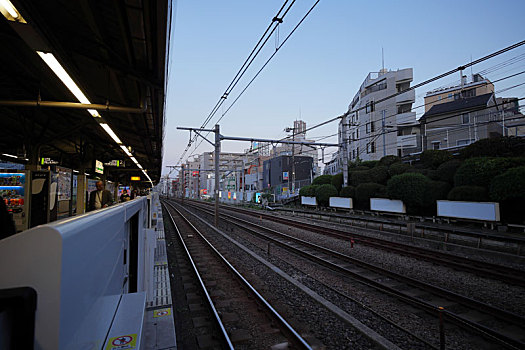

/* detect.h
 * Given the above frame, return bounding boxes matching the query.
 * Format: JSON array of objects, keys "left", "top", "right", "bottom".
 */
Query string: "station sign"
[
  {"left": 131, "top": 176, "right": 141, "bottom": 181},
  {"left": 104, "top": 160, "right": 125, "bottom": 167},
  {"left": 95, "top": 160, "right": 104, "bottom": 174},
  {"left": 40, "top": 157, "right": 59, "bottom": 165}
]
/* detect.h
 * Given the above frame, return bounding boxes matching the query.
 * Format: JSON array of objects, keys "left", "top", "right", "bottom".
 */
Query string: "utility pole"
[
  {"left": 214, "top": 124, "right": 220, "bottom": 227},
  {"left": 342, "top": 115, "right": 349, "bottom": 187},
  {"left": 181, "top": 164, "right": 185, "bottom": 205},
  {"left": 382, "top": 110, "right": 387, "bottom": 157}
]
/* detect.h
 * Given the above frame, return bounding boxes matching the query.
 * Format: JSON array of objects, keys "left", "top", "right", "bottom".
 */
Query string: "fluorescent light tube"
[
  {"left": 120, "top": 145, "right": 132, "bottom": 157},
  {"left": 36, "top": 51, "right": 99, "bottom": 111},
  {"left": 0, "top": 0, "right": 18, "bottom": 19},
  {"left": 2, "top": 153, "right": 17, "bottom": 158},
  {"left": 99, "top": 123, "right": 122, "bottom": 144}
]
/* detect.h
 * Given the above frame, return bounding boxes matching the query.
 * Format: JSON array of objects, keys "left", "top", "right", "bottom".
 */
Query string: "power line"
[
  {"left": 174, "top": 0, "right": 297, "bottom": 166},
  {"left": 187, "top": 0, "right": 322, "bottom": 156}
]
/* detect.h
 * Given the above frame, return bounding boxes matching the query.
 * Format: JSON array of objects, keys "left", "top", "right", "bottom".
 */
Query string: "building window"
[
  {"left": 352, "top": 149, "right": 355, "bottom": 159},
  {"left": 356, "top": 147, "right": 359, "bottom": 158},
  {"left": 432, "top": 141, "right": 440, "bottom": 150},
  {"left": 352, "top": 132, "right": 355, "bottom": 141},
  {"left": 367, "top": 142, "right": 376, "bottom": 154},
  {"left": 397, "top": 103, "right": 411, "bottom": 114},
  {"left": 461, "top": 113, "right": 470, "bottom": 124},
  {"left": 366, "top": 122, "right": 375, "bottom": 134},
  {"left": 365, "top": 101, "right": 374, "bottom": 114},
  {"left": 457, "top": 139, "right": 474, "bottom": 146},
  {"left": 448, "top": 93, "right": 453, "bottom": 99}
]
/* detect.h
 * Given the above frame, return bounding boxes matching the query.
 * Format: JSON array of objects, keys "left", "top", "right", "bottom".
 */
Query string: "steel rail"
[{"left": 163, "top": 200, "right": 313, "bottom": 350}]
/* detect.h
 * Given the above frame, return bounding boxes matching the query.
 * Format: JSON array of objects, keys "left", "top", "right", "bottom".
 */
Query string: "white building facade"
[{"left": 340, "top": 68, "right": 417, "bottom": 164}]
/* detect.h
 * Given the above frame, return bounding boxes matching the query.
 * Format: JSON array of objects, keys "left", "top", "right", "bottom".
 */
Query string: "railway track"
[
  {"left": 192, "top": 199, "right": 525, "bottom": 287},
  {"left": 183, "top": 200, "right": 525, "bottom": 349},
  {"left": 162, "top": 201, "right": 312, "bottom": 349}
]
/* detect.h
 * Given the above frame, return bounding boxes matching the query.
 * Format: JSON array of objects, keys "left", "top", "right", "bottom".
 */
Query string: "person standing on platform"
[
  {"left": 88, "top": 180, "right": 114, "bottom": 211},
  {"left": 120, "top": 189, "right": 131, "bottom": 202}
]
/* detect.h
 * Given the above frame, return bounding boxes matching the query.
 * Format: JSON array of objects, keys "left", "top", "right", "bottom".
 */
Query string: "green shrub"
[
  {"left": 428, "top": 181, "right": 451, "bottom": 201},
  {"left": 355, "top": 183, "right": 387, "bottom": 210},
  {"left": 350, "top": 170, "right": 370, "bottom": 186},
  {"left": 299, "top": 185, "right": 318, "bottom": 197},
  {"left": 389, "top": 162, "right": 411, "bottom": 177},
  {"left": 460, "top": 136, "right": 525, "bottom": 158},
  {"left": 339, "top": 186, "right": 355, "bottom": 198},
  {"left": 368, "top": 166, "right": 389, "bottom": 184},
  {"left": 387, "top": 173, "right": 432, "bottom": 208},
  {"left": 349, "top": 165, "right": 371, "bottom": 172},
  {"left": 447, "top": 186, "right": 489, "bottom": 202},
  {"left": 360, "top": 160, "right": 379, "bottom": 168},
  {"left": 312, "top": 174, "right": 332, "bottom": 185},
  {"left": 489, "top": 166, "right": 525, "bottom": 201},
  {"left": 379, "top": 155, "right": 401, "bottom": 167},
  {"left": 454, "top": 157, "right": 517, "bottom": 187},
  {"left": 420, "top": 150, "right": 452, "bottom": 169},
  {"left": 331, "top": 173, "right": 343, "bottom": 192},
  {"left": 405, "top": 168, "right": 430, "bottom": 176},
  {"left": 315, "top": 184, "right": 338, "bottom": 207},
  {"left": 428, "top": 159, "right": 462, "bottom": 183}
]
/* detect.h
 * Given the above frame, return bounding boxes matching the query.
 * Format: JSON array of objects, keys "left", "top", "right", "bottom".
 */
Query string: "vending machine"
[{"left": 0, "top": 170, "right": 29, "bottom": 232}]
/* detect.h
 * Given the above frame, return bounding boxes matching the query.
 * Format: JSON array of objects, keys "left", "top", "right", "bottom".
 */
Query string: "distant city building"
[
  {"left": 263, "top": 155, "right": 313, "bottom": 198},
  {"left": 339, "top": 68, "right": 419, "bottom": 166}
]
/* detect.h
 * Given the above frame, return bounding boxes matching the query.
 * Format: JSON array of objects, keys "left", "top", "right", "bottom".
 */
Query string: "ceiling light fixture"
[
  {"left": 36, "top": 51, "right": 100, "bottom": 118},
  {"left": 0, "top": 0, "right": 25, "bottom": 22},
  {"left": 99, "top": 123, "right": 122, "bottom": 144},
  {"left": 120, "top": 145, "right": 132, "bottom": 157},
  {"left": 2, "top": 153, "right": 17, "bottom": 158}
]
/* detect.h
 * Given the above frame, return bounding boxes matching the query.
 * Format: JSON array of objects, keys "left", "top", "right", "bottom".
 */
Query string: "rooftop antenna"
[
  {"left": 470, "top": 54, "right": 473, "bottom": 78},
  {"left": 382, "top": 47, "right": 384, "bottom": 72}
]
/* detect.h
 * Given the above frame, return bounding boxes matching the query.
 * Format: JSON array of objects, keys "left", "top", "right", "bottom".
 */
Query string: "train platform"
[{"left": 142, "top": 206, "right": 177, "bottom": 350}]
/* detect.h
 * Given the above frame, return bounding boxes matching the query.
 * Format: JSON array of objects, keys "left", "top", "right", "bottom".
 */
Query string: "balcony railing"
[
  {"left": 397, "top": 134, "right": 419, "bottom": 148},
  {"left": 396, "top": 89, "right": 415, "bottom": 104},
  {"left": 396, "top": 111, "right": 417, "bottom": 125}
]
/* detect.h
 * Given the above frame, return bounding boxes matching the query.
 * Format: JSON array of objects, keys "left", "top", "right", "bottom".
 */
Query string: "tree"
[{"left": 315, "top": 184, "right": 338, "bottom": 207}]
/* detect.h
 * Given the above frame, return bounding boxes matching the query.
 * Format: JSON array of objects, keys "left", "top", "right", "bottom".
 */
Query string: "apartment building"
[{"left": 340, "top": 68, "right": 419, "bottom": 163}]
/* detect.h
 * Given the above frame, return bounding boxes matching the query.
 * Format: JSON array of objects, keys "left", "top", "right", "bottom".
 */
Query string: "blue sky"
[{"left": 163, "top": 0, "right": 525, "bottom": 175}]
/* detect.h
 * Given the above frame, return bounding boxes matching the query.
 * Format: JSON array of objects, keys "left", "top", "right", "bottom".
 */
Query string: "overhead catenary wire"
[
  {"left": 174, "top": 0, "right": 297, "bottom": 167},
  {"left": 186, "top": 0, "right": 322, "bottom": 157}
]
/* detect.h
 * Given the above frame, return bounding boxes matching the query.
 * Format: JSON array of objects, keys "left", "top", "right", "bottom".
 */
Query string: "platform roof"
[{"left": 0, "top": 0, "right": 171, "bottom": 185}]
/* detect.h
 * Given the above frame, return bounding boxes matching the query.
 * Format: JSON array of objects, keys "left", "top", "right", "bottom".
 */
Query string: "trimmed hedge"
[
  {"left": 387, "top": 173, "right": 432, "bottom": 209},
  {"left": 350, "top": 170, "right": 370, "bottom": 186},
  {"left": 447, "top": 186, "right": 489, "bottom": 202},
  {"left": 453, "top": 157, "right": 523, "bottom": 187},
  {"left": 420, "top": 150, "right": 452, "bottom": 169},
  {"left": 312, "top": 174, "right": 332, "bottom": 185},
  {"left": 360, "top": 160, "right": 379, "bottom": 168},
  {"left": 388, "top": 162, "right": 411, "bottom": 177},
  {"left": 379, "top": 155, "right": 401, "bottom": 167},
  {"left": 428, "top": 159, "right": 462, "bottom": 183},
  {"left": 490, "top": 166, "right": 525, "bottom": 201},
  {"left": 331, "top": 173, "right": 343, "bottom": 192},
  {"left": 299, "top": 185, "right": 319, "bottom": 197},
  {"left": 350, "top": 166, "right": 389, "bottom": 186},
  {"left": 460, "top": 136, "right": 525, "bottom": 158},
  {"left": 355, "top": 183, "right": 387, "bottom": 210},
  {"left": 315, "top": 184, "right": 338, "bottom": 207},
  {"left": 339, "top": 186, "right": 355, "bottom": 198},
  {"left": 349, "top": 165, "right": 371, "bottom": 172},
  {"left": 368, "top": 166, "right": 389, "bottom": 185},
  {"left": 429, "top": 181, "right": 451, "bottom": 201}
]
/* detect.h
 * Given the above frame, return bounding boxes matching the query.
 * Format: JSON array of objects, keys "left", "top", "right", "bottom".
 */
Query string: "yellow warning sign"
[
  {"left": 105, "top": 334, "right": 137, "bottom": 350},
  {"left": 153, "top": 308, "right": 171, "bottom": 318}
]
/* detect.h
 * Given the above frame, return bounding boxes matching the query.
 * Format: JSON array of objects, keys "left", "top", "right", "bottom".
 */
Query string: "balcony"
[
  {"left": 396, "top": 111, "right": 417, "bottom": 126},
  {"left": 397, "top": 134, "right": 418, "bottom": 148},
  {"left": 396, "top": 89, "right": 415, "bottom": 104},
  {"left": 395, "top": 68, "right": 413, "bottom": 83}
]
